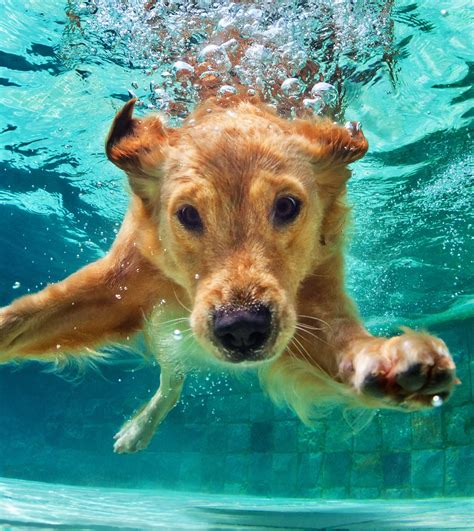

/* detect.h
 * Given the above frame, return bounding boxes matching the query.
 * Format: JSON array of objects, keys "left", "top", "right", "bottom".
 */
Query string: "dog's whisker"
[
  {"left": 288, "top": 339, "right": 307, "bottom": 365},
  {"left": 286, "top": 344, "right": 300, "bottom": 363},
  {"left": 295, "top": 325, "right": 324, "bottom": 341},
  {"left": 295, "top": 325, "right": 332, "bottom": 348},
  {"left": 293, "top": 333, "right": 328, "bottom": 374},
  {"left": 291, "top": 336, "right": 313, "bottom": 366},
  {"left": 296, "top": 322, "right": 324, "bottom": 332},
  {"left": 297, "top": 314, "right": 333, "bottom": 332},
  {"left": 158, "top": 317, "right": 190, "bottom": 328},
  {"left": 172, "top": 288, "right": 192, "bottom": 314}
]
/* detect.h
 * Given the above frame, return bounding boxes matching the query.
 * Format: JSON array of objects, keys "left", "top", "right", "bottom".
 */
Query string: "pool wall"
[{"left": 1, "top": 320, "right": 472, "bottom": 499}]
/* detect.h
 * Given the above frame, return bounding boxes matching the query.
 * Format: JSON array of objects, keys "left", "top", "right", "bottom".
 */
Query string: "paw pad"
[{"left": 344, "top": 332, "right": 458, "bottom": 409}]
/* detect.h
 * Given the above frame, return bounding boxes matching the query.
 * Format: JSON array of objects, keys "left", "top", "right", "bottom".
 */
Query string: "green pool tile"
[
  {"left": 178, "top": 394, "right": 208, "bottom": 421},
  {"left": 383, "top": 452, "right": 411, "bottom": 488},
  {"left": 411, "top": 449, "right": 445, "bottom": 489},
  {"left": 250, "top": 421, "right": 273, "bottom": 452},
  {"left": 225, "top": 453, "right": 248, "bottom": 492},
  {"left": 320, "top": 486, "right": 350, "bottom": 499},
  {"left": 206, "top": 396, "right": 227, "bottom": 423},
  {"left": 271, "top": 453, "right": 298, "bottom": 495},
  {"left": 201, "top": 453, "right": 226, "bottom": 491},
  {"left": 225, "top": 395, "right": 251, "bottom": 422},
  {"left": 445, "top": 445, "right": 474, "bottom": 496},
  {"left": 353, "top": 416, "right": 382, "bottom": 452},
  {"left": 248, "top": 453, "right": 273, "bottom": 494},
  {"left": 179, "top": 452, "right": 203, "bottom": 489},
  {"left": 325, "top": 416, "right": 353, "bottom": 452},
  {"left": 412, "top": 486, "right": 444, "bottom": 498},
  {"left": 249, "top": 392, "right": 274, "bottom": 422},
  {"left": 297, "top": 422, "right": 325, "bottom": 453},
  {"left": 206, "top": 394, "right": 250, "bottom": 423},
  {"left": 350, "top": 487, "right": 381, "bottom": 499},
  {"left": 205, "top": 424, "right": 228, "bottom": 453},
  {"left": 351, "top": 453, "right": 383, "bottom": 488},
  {"left": 226, "top": 423, "right": 251, "bottom": 453},
  {"left": 411, "top": 410, "right": 443, "bottom": 449},
  {"left": 382, "top": 487, "right": 412, "bottom": 498},
  {"left": 320, "top": 451, "right": 352, "bottom": 488},
  {"left": 447, "top": 352, "right": 472, "bottom": 406},
  {"left": 443, "top": 404, "right": 473, "bottom": 446},
  {"left": 273, "top": 402, "right": 297, "bottom": 421},
  {"left": 296, "top": 452, "right": 323, "bottom": 491},
  {"left": 273, "top": 420, "right": 299, "bottom": 453},
  {"left": 381, "top": 412, "right": 412, "bottom": 451},
  {"left": 183, "top": 423, "right": 207, "bottom": 450},
  {"left": 301, "top": 487, "right": 323, "bottom": 498}
]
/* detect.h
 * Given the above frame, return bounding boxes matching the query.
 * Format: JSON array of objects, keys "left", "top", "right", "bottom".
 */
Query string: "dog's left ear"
[
  {"left": 293, "top": 119, "right": 368, "bottom": 186},
  {"left": 106, "top": 99, "right": 174, "bottom": 202}
]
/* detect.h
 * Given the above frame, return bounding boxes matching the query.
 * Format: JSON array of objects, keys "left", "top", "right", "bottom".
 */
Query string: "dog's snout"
[{"left": 213, "top": 305, "right": 272, "bottom": 361}]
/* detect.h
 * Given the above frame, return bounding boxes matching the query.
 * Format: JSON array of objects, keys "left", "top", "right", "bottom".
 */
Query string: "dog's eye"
[
  {"left": 176, "top": 205, "right": 203, "bottom": 232},
  {"left": 272, "top": 196, "right": 301, "bottom": 225}
]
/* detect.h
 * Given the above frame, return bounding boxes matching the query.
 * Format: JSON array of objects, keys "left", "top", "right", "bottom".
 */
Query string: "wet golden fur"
[{"left": 0, "top": 96, "right": 457, "bottom": 446}]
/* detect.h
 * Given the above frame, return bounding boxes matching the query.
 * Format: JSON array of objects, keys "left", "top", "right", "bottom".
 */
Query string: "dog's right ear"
[{"left": 106, "top": 99, "right": 172, "bottom": 202}]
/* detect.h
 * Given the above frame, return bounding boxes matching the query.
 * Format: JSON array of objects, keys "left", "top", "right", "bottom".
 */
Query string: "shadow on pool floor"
[{"left": 0, "top": 477, "right": 472, "bottom": 529}]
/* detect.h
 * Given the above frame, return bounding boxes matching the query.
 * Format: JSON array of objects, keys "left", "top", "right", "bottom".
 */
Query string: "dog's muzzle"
[{"left": 212, "top": 304, "right": 273, "bottom": 363}]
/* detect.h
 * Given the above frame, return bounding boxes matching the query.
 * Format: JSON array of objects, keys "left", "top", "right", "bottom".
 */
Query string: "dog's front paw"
[
  {"left": 341, "top": 331, "right": 458, "bottom": 409},
  {"left": 113, "top": 413, "right": 156, "bottom": 454}
]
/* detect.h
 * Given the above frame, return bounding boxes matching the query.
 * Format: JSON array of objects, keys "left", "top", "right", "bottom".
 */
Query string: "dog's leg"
[
  {"left": 0, "top": 233, "right": 164, "bottom": 362},
  {"left": 113, "top": 365, "right": 184, "bottom": 453},
  {"left": 334, "top": 319, "right": 458, "bottom": 408}
]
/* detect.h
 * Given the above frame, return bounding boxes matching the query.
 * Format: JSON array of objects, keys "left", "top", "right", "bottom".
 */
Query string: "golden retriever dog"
[{"left": 0, "top": 94, "right": 458, "bottom": 453}]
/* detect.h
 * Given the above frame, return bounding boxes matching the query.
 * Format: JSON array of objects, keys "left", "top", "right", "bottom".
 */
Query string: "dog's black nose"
[{"left": 213, "top": 305, "right": 272, "bottom": 361}]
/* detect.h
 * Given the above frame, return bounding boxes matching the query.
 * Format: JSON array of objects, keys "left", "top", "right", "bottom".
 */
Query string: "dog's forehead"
[{"left": 166, "top": 111, "right": 311, "bottom": 187}]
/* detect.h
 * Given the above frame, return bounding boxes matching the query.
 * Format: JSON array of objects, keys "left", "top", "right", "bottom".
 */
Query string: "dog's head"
[{"left": 106, "top": 98, "right": 368, "bottom": 365}]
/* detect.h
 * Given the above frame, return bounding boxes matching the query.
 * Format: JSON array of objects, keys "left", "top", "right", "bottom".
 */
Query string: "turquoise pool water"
[
  {"left": 0, "top": 0, "right": 473, "bottom": 528},
  {"left": 1, "top": 477, "right": 473, "bottom": 529}
]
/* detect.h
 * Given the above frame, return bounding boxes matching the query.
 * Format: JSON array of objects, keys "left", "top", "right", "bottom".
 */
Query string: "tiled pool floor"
[{"left": 0, "top": 477, "right": 472, "bottom": 530}]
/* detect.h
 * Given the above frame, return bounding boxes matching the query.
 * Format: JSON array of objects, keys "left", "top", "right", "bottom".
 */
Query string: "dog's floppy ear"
[
  {"left": 106, "top": 98, "right": 172, "bottom": 202},
  {"left": 293, "top": 119, "right": 368, "bottom": 187}
]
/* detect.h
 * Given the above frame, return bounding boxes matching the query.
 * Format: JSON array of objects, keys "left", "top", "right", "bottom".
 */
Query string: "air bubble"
[
  {"left": 221, "top": 38, "right": 239, "bottom": 53},
  {"left": 217, "top": 16, "right": 234, "bottom": 30},
  {"left": 303, "top": 98, "right": 324, "bottom": 114},
  {"left": 194, "top": 273, "right": 200, "bottom": 280},
  {"left": 115, "top": 294, "right": 122, "bottom": 299},
  {"left": 65, "top": 0, "right": 396, "bottom": 121},
  {"left": 173, "top": 329, "right": 183, "bottom": 340},
  {"left": 244, "top": 44, "right": 271, "bottom": 65},
  {"left": 172, "top": 61, "right": 194, "bottom": 81},
  {"left": 431, "top": 395, "right": 444, "bottom": 407},
  {"left": 12, "top": 281, "right": 21, "bottom": 289},
  {"left": 197, "top": 45, "right": 231, "bottom": 72},
  {"left": 281, "top": 77, "right": 304, "bottom": 97},
  {"left": 218, "top": 85, "right": 237, "bottom": 96},
  {"left": 310, "top": 82, "right": 338, "bottom": 106}
]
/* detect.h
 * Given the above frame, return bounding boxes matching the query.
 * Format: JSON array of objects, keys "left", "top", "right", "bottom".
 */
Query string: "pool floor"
[{"left": 0, "top": 477, "right": 472, "bottom": 530}]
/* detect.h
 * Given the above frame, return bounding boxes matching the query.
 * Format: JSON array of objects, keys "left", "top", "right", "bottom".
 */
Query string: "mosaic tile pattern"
[{"left": 0, "top": 321, "right": 472, "bottom": 498}]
